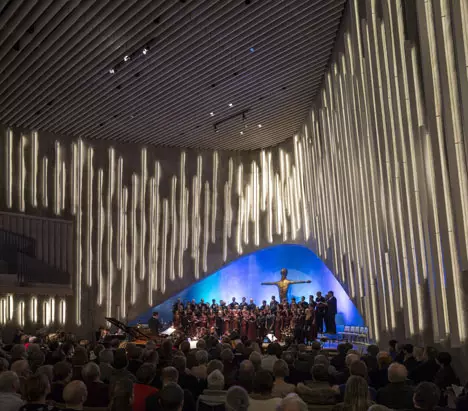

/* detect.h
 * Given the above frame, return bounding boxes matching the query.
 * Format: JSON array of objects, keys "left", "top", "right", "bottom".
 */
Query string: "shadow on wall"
[{"left": 130, "top": 244, "right": 365, "bottom": 327}]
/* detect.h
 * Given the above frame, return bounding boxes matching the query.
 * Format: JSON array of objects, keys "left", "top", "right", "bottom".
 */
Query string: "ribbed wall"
[{"left": 1, "top": 0, "right": 468, "bottom": 349}]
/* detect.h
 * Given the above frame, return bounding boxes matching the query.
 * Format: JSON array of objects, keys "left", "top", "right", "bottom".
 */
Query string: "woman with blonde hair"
[{"left": 333, "top": 376, "right": 373, "bottom": 411}]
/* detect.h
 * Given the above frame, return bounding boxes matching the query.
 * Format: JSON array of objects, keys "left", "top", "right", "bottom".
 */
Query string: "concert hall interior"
[{"left": 1, "top": 0, "right": 468, "bottom": 398}]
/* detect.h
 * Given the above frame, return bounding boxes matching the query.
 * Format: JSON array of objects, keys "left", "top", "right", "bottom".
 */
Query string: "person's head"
[
  {"left": 343, "top": 376, "right": 369, "bottom": 407},
  {"left": 63, "top": 380, "right": 87, "bottom": 408},
  {"left": 220, "top": 348, "right": 234, "bottom": 363},
  {"left": 388, "top": 363, "right": 408, "bottom": 383},
  {"left": 28, "top": 350, "right": 45, "bottom": 372},
  {"left": 10, "top": 344, "right": 27, "bottom": 360},
  {"left": 53, "top": 360, "right": 72, "bottom": 382},
  {"left": 162, "top": 366, "right": 179, "bottom": 386},
  {"left": 423, "top": 346, "right": 438, "bottom": 361},
  {"left": 337, "top": 343, "right": 347, "bottom": 356},
  {"left": 11, "top": 359, "right": 31, "bottom": 378},
  {"left": 316, "top": 291, "right": 322, "bottom": 297},
  {"left": 267, "top": 344, "right": 277, "bottom": 356},
  {"left": 36, "top": 365, "right": 54, "bottom": 384},
  {"left": 127, "top": 345, "right": 142, "bottom": 361},
  {"left": 152, "top": 312, "right": 159, "bottom": 318},
  {"left": 24, "top": 373, "right": 50, "bottom": 402},
  {"left": 62, "top": 342, "right": 75, "bottom": 359},
  {"left": 328, "top": 291, "right": 334, "bottom": 297},
  {"left": 311, "top": 341, "right": 321, "bottom": 351},
  {"left": 414, "top": 346, "right": 424, "bottom": 361},
  {"left": 109, "top": 378, "right": 133, "bottom": 411},
  {"left": 249, "top": 351, "right": 262, "bottom": 370},
  {"left": 280, "top": 268, "right": 288, "bottom": 279},
  {"left": 99, "top": 348, "right": 114, "bottom": 365},
  {"left": 232, "top": 297, "right": 236, "bottom": 302},
  {"left": 226, "top": 385, "right": 249, "bottom": 411},
  {"left": 0, "top": 371, "right": 20, "bottom": 393},
  {"left": 136, "top": 363, "right": 156, "bottom": 385},
  {"left": 413, "top": 382, "right": 440, "bottom": 410},
  {"left": 179, "top": 340, "right": 190, "bottom": 354},
  {"left": 388, "top": 339, "right": 398, "bottom": 352},
  {"left": 252, "top": 370, "right": 274, "bottom": 395},
  {"left": 196, "top": 339, "right": 207, "bottom": 350},
  {"left": 349, "top": 360, "right": 368, "bottom": 379},
  {"left": 239, "top": 360, "right": 254, "bottom": 376},
  {"left": 314, "top": 354, "right": 330, "bottom": 368},
  {"left": 207, "top": 369, "right": 225, "bottom": 390},
  {"left": 273, "top": 359, "right": 289, "bottom": 379},
  {"left": 114, "top": 348, "right": 129, "bottom": 370},
  {"left": 281, "top": 351, "right": 295, "bottom": 365},
  {"left": 376, "top": 351, "right": 392, "bottom": 369},
  {"left": 0, "top": 357, "right": 9, "bottom": 373},
  {"left": 345, "top": 353, "right": 360, "bottom": 369},
  {"left": 436, "top": 352, "right": 452, "bottom": 367},
  {"left": 82, "top": 362, "right": 101, "bottom": 383},
  {"left": 207, "top": 359, "right": 224, "bottom": 375},
  {"left": 403, "top": 343, "right": 414, "bottom": 355},
  {"left": 250, "top": 298, "right": 253, "bottom": 303},
  {"left": 311, "top": 364, "right": 329, "bottom": 382},
  {"left": 277, "top": 393, "right": 308, "bottom": 411},
  {"left": 159, "top": 382, "right": 184, "bottom": 411},
  {"left": 367, "top": 345, "right": 379, "bottom": 357},
  {"left": 195, "top": 350, "right": 209, "bottom": 366},
  {"left": 173, "top": 355, "right": 187, "bottom": 374}
]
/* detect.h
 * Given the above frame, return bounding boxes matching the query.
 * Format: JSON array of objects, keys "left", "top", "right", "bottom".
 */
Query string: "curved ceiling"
[{"left": 0, "top": 0, "right": 346, "bottom": 150}]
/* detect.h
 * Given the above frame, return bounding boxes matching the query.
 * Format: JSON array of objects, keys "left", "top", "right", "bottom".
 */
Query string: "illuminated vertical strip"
[
  {"left": 75, "top": 140, "right": 83, "bottom": 326},
  {"left": 61, "top": 162, "right": 66, "bottom": 211},
  {"left": 267, "top": 152, "right": 273, "bottom": 243},
  {"left": 18, "top": 301, "right": 24, "bottom": 327},
  {"left": 227, "top": 158, "right": 233, "bottom": 239},
  {"left": 153, "top": 162, "right": 161, "bottom": 290},
  {"left": 31, "top": 131, "right": 38, "bottom": 207},
  {"left": 236, "top": 194, "right": 244, "bottom": 254},
  {"left": 59, "top": 299, "right": 66, "bottom": 325},
  {"left": 179, "top": 153, "right": 186, "bottom": 278},
  {"left": 130, "top": 174, "right": 138, "bottom": 304},
  {"left": 50, "top": 297, "right": 55, "bottom": 324},
  {"left": 223, "top": 182, "right": 229, "bottom": 261},
  {"left": 252, "top": 161, "right": 259, "bottom": 246},
  {"left": 41, "top": 157, "right": 48, "bottom": 208},
  {"left": 261, "top": 150, "right": 267, "bottom": 211},
  {"left": 7, "top": 294, "right": 13, "bottom": 321},
  {"left": 243, "top": 184, "right": 250, "bottom": 245},
  {"left": 161, "top": 199, "right": 169, "bottom": 293},
  {"left": 148, "top": 179, "right": 155, "bottom": 299},
  {"left": 6, "top": 129, "right": 12, "bottom": 208},
  {"left": 18, "top": 136, "right": 26, "bottom": 212},
  {"left": 43, "top": 301, "right": 50, "bottom": 326},
  {"left": 71, "top": 143, "right": 77, "bottom": 215},
  {"left": 169, "top": 176, "right": 178, "bottom": 281},
  {"left": 116, "top": 157, "right": 123, "bottom": 271},
  {"left": 54, "top": 141, "right": 62, "bottom": 215},
  {"left": 106, "top": 148, "right": 115, "bottom": 317},
  {"left": 121, "top": 187, "right": 128, "bottom": 317},
  {"left": 0, "top": 299, "right": 6, "bottom": 324},
  {"left": 211, "top": 151, "right": 218, "bottom": 243},
  {"left": 184, "top": 188, "right": 189, "bottom": 251},
  {"left": 96, "top": 169, "right": 104, "bottom": 306},
  {"left": 191, "top": 176, "right": 198, "bottom": 258},
  {"left": 297, "top": 140, "right": 310, "bottom": 239},
  {"left": 139, "top": 149, "right": 147, "bottom": 281},
  {"left": 275, "top": 174, "right": 282, "bottom": 235},
  {"left": 203, "top": 181, "right": 210, "bottom": 272},
  {"left": 30, "top": 296, "right": 37, "bottom": 323}
]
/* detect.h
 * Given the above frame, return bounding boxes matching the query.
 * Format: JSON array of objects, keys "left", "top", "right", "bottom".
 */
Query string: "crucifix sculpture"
[{"left": 261, "top": 268, "right": 311, "bottom": 302}]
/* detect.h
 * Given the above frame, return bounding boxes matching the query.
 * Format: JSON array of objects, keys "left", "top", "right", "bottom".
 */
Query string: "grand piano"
[{"left": 104, "top": 317, "right": 163, "bottom": 346}]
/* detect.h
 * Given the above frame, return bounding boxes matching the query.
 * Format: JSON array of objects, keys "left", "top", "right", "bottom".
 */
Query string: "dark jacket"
[
  {"left": 376, "top": 382, "right": 414, "bottom": 410},
  {"left": 403, "top": 356, "right": 420, "bottom": 373},
  {"left": 84, "top": 381, "right": 110, "bottom": 407},
  {"left": 146, "top": 388, "right": 195, "bottom": 411},
  {"left": 409, "top": 359, "right": 440, "bottom": 384}
]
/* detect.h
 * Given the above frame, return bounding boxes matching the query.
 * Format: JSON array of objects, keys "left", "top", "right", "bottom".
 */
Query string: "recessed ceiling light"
[
  {"left": 249, "top": 47, "right": 255, "bottom": 52},
  {"left": 240, "top": 131, "right": 244, "bottom": 135},
  {"left": 123, "top": 55, "right": 130, "bottom": 62},
  {"left": 210, "top": 112, "right": 215, "bottom": 116},
  {"left": 109, "top": 68, "right": 115, "bottom": 74},
  {"left": 142, "top": 48, "right": 149, "bottom": 55},
  {"left": 228, "top": 103, "right": 233, "bottom": 107},
  {"left": 258, "top": 124, "right": 262, "bottom": 128}
]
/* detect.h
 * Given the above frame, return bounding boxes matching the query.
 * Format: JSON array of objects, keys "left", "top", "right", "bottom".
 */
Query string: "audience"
[
  {"left": 19, "top": 373, "right": 61, "bottom": 411},
  {"left": 333, "top": 375, "right": 372, "bottom": 411},
  {"left": 81, "top": 361, "right": 109, "bottom": 407},
  {"left": 248, "top": 369, "right": 281, "bottom": 410},
  {"left": 98, "top": 348, "right": 114, "bottom": 384},
  {"left": 376, "top": 362, "right": 414, "bottom": 409},
  {"left": 277, "top": 393, "right": 308, "bottom": 411},
  {"left": 197, "top": 370, "right": 226, "bottom": 410},
  {"left": 272, "top": 359, "right": 295, "bottom": 398},
  {"left": 261, "top": 344, "right": 279, "bottom": 373},
  {"left": 409, "top": 346, "right": 440, "bottom": 384},
  {"left": 191, "top": 350, "right": 209, "bottom": 379},
  {"left": 49, "top": 361, "right": 72, "bottom": 403},
  {"left": 0, "top": 371, "right": 24, "bottom": 411},
  {"left": 133, "top": 363, "right": 158, "bottom": 411},
  {"left": 413, "top": 382, "right": 441, "bottom": 411},
  {"left": 62, "top": 380, "right": 87, "bottom": 410},
  {"left": 109, "top": 378, "right": 133, "bottom": 411},
  {"left": 296, "top": 364, "right": 337, "bottom": 408},
  {"left": 402, "top": 344, "right": 419, "bottom": 373},
  {"left": 157, "top": 382, "right": 184, "bottom": 411},
  {"left": 226, "top": 385, "right": 250, "bottom": 411},
  {"left": 109, "top": 349, "right": 136, "bottom": 385}
]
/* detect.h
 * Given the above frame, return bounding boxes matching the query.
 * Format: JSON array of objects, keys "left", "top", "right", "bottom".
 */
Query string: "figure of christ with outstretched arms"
[{"left": 261, "top": 268, "right": 311, "bottom": 302}]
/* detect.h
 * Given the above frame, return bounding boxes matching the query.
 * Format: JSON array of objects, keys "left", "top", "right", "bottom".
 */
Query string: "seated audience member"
[
  {"left": 109, "top": 348, "right": 136, "bottom": 385},
  {"left": 277, "top": 393, "right": 308, "bottom": 411},
  {"left": 10, "top": 344, "right": 27, "bottom": 365},
  {"left": 337, "top": 360, "right": 377, "bottom": 401},
  {"left": 296, "top": 364, "right": 337, "bottom": 408},
  {"left": 376, "top": 363, "right": 414, "bottom": 410},
  {"left": 0, "top": 371, "right": 24, "bottom": 411},
  {"left": 99, "top": 348, "right": 115, "bottom": 384},
  {"left": 81, "top": 361, "right": 109, "bottom": 407},
  {"left": 248, "top": 351, "right": 262, "bottom": 372},
  {"left": 261, "top": 344, "right": 279, "bottom": 373},
  {"left": 197, "top": 370, "right": 227, "bottom": 410},
  {"left": 413, "top": 382, "right": 441, "bottom": 411},
  {"left": 272, "top": 360, "right": 295, "bottom": 398},
  {"left": 413, "top": 346, "right": 424, "bottom": 364},
  {"left": 0, "top": 357, "right": 9, "bottom": 373},
  {"left": 369, "top": 352, "right": 391, "bottom": 390},
  {"left": 62, "top": 380, "right": 87, "bottom": 410},
  {"left": 109, "top": 378, "right": 133, "bottom": 411},
  {"left": 248, "top": 369, "right": 282, "bottom": 410},
  {"left": 158, "top": 340, "right": 174, "bottom": 368},
  {"left": 19, "top": 373, "right": 61, "bottom": 411},
  {"left": 334, "top": 353, "right": 359, "bottom": 385},
  {"left": 226, "top": 385, "right": 250, "bottom": 411},
  {"left": 314, "top": 354, "right": 338, "bottom": 385},
  {"left": 173, "top": 355, "right": 201, "bottom": 398},
  {"left": 206, "top": 359, "right": 224, "bottom": 376},
  {"left": 36, "top": 365, "right": 54, "bottom": 385},
  {"left": 70, "top": 346, "right": 88, "bottom": 381},
  {"left": 191, "top": 350, "right": 209, "bottom": 380},
  {"left": 158, "top": 383, "right": 185, "bottom": 411},
  {"left": 434, "top": 352, "right": 460, "bottom": 390},
  {"left": 362, "top": 345, "right": 379, "bottom": 375},
  {"left": 332, "top": 376, "right": 372, "bottom": 411},
  {"left": 331, "top": 344, "right": 348, "bottom": 372},
  {"left": 28, "top": 350, "right": 45, "bottom": 374},
  {"left": 145, "top": 366, "right": 195, "bottom": 411},
  {"left": 237, "top": 360, "right": 255, "bottom": 393},
  {"left": 49, "top": 360, "right": 72, "bottom": 403},
  {"left": 402, "top": 344, "right": 419, "bottom": 374},
  {"left": 11, "top": 359, "right": 31, "bottom": 398},
  {"left": 127, "top": 345, "right": 144, "bottom": 376},
  {"left": 133, "top": 363, "right": 158, "bottom": 411},
  {"left": 221, "top": 348, "right": 238, "bottom": 388},
  {"left": 388, "top": 340, "right": 398, "bottom": 361},
  {"left": 409, "top": 347, "right": 439, "bottom": 384}
]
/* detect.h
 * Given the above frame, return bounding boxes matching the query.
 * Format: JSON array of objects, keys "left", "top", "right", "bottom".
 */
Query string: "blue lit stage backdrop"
[{"left": 131, "top": 244, "right": 364, "bottom": 328}]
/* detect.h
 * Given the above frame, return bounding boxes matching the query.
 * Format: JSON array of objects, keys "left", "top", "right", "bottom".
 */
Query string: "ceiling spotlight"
[
  {"left": 124, "top": 55, "right": 130, "bottom": 62},
  {"left": 258, "top": 124, "right": 262, "bottom": 128},
  {"left": 228, "top": 103, "right": 233, "bottom": 107},
  {"left": 210, "top": 112, "right": 215, "bottom": 116},
  {"left": 109, "top": 68, "right": 115, "bottom": 74},
  {"left": 142, "top": 47, "right": 149, "bottom": 55},
  {"left": 240, "top": 131, "right": 244, "bottom": 135},
  {"left": 249, "top": 47, "right": 255, "bottom": 52}
]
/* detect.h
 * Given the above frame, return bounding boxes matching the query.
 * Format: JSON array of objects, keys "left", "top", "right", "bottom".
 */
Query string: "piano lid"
[{"left": 105, "top": 317, "right": 150, "bottom": 340}]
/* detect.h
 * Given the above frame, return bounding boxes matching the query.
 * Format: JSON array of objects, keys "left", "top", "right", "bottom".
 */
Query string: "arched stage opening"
[{"left": 130, "top": 244, "right": 364, "bottom": 330}]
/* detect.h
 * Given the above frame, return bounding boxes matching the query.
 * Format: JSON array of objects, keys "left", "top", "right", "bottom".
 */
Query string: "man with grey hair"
[
  {"left": 277, "top": 393, "right": 308, "bottom": 411},
  {"left": 226, "top": 385, "right": 249, "bottom": 411},
  {"left": 191, "top": 349, "right": 209, "bottom": 379},
  {"left": 198, "top": 370, "right": 227, "bottom": 409},
  {"left": 237, "top": 360, "right": 255, "bottom": 393},
  {"left": 296, "top": 364, "right": 337, "bottom": 408},
  {"left": 81, "top": 361, "right": 109, "bottom": 407},
  {"left": 146, "top": 366, "right": 196, "bottom": 411},
  {"left": 63, "top": 380, "right": 88, "bottom": 410},
  {"left": 0, "top": 371, "right": 24, "bottom": 411},
  {"left": 98, "top": 348, "right": 114, "bottom": 384},
  {"left": 376, "top": 363, "right": 414, "bottom": 409},
  {"left": 272, "top": 359, "right": 295, "bottom": 398},
  {"left": 249, "top": 351, "right": 262, "bottom": 371}
]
